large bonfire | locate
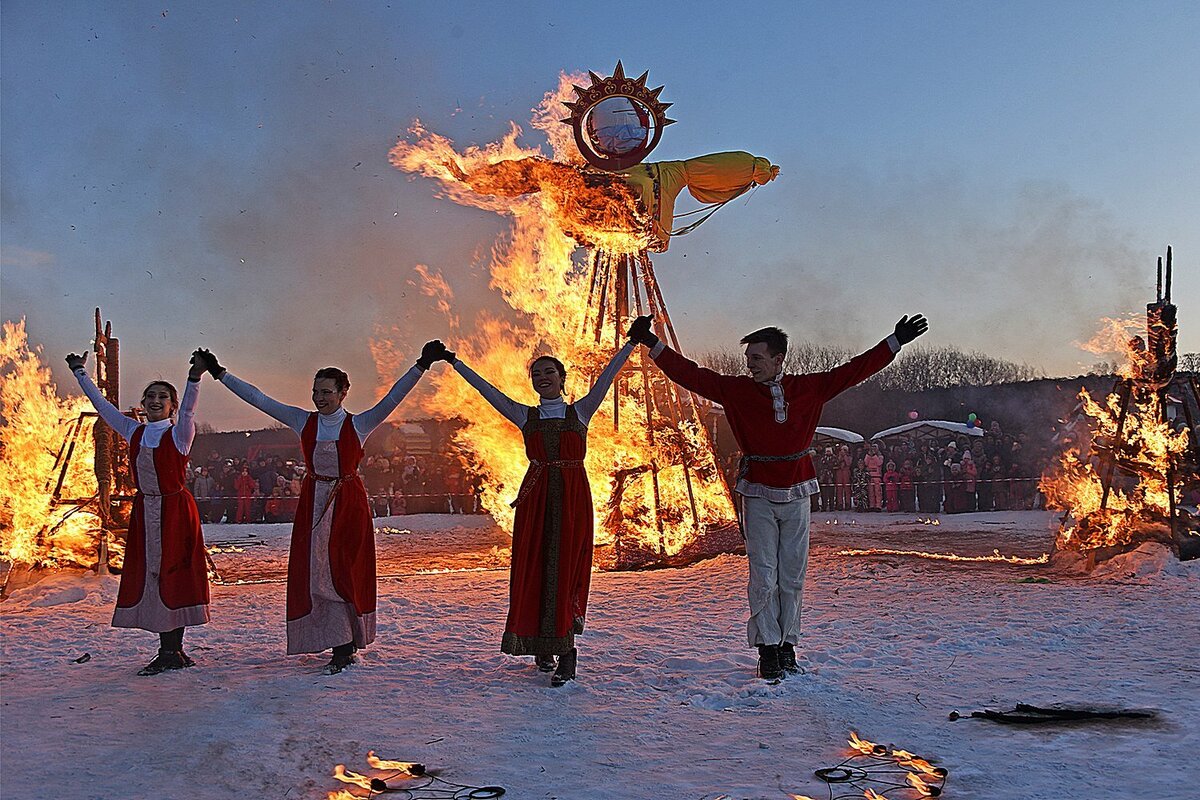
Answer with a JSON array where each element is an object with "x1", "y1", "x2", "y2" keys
[
  {"x1": 1040, "y1": 315, "x2": 1190, "y2": 551},
  {"x1": 0, "y1": 320, "x2": 105, "y2": 574},
  {"x1": 383, "y1": 74, "x2": 737, "y2": 563}
]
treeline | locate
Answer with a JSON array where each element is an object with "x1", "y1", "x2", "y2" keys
[{"x1": 700, "y1": 343, "x2": 1039, "y2": 391}]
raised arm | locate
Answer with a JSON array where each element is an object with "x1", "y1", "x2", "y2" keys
[
  {"x1": 171, "y1": 375, "x2": 201, "y2": 455},
  {"x1": 574, "y1": 341, "x2": 635, "y2": 424},
  {"x1": 803, "y1": 315, "x2": 927, "y2": 403},
  {"x1": 451, "y1": 359, "x2": 528, "y2": 428},
  {"x1": 219, "y1": 372, "x2": 310, "y2": 434},
  {"x1": 67, "y1": 354, "x2": 140, "y2": 442},
  {"x1": 353, "y1": 365, "x2": 424, "y2": 439},
  {"x1": 627, "y1": 314, "x2": 733, "y2": 404}
]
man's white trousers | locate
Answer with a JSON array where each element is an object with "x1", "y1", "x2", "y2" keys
[{"x1": 742, "y1": 494, "x2": 810, "y2": 647}]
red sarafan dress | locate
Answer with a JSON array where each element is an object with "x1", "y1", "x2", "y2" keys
[
  {"x1": 113, "y1": 425, "x2": 210, "y2": 631},
  {"x1": 502, "y1": 405, "x2": 593, "y2": 657},
  {"x1": 285, "y1": 412, "x2": 376, "y2": 654}
]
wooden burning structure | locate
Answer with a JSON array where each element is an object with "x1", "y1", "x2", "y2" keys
[
  {"x1": 46, "y1": 308, "x2": 138, "y2": 571},
  {"x1": 1089, "y1": 248, "x2": 1200, "y2": 560}
]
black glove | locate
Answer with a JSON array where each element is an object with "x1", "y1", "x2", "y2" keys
[
  {"x1": 192, "y1": 348, "x2": 226, "y2": 379},
  {"x1": 65, "y1": 352, "x2": 88, "y2": 372},
  {"x1": 893, "y1": 314, "x2": 929, "y2": 346},
  {"x1": 626, "y1": 315, "x2": 659, "y2": 348},
  {"x1": 417, "y1": 340, "x2": 453, "y2": 370}
]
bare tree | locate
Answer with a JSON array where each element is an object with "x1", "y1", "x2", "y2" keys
[
  {"x1": 699, "y1": 342, "x2": 1038, "y2": 389},
  {"x1": 1180, "y1": 352, "x2": 1200, "y2": 373}
]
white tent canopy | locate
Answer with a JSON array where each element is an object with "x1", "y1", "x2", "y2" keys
[
  {"x1": 870, "y1": 420, "x2": 984, "y2": 441},
  {"x1": 813, "y1": 426, "x2": 864, "y2": 445}
]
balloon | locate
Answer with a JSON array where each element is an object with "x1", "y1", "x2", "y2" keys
[
  {"x1": 908, "y1": 410, "x2": 919, "y2": 420},
  {"x1": 968, "y1": 412, "x2": 978, "y2": 421},
  {"x1": 966, "y1": 420, "x2": 976, "y2": 428}
]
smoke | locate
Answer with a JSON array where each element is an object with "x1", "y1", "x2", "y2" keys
[{"x1": 663, "y1": 164, "x2": 1144, "y2": 375}]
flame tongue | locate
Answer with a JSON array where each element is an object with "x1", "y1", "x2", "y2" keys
[
  {"x1": 383, "y1": 74, "x2": 735, "y2": 561},
  {"x1": 1041, "y1": 316, "x2": 1190, "y2": 551},
  {"x1": 1, "y1": 320, "x2": 104, "y2": 568}
]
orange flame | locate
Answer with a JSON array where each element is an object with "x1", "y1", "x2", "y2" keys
[
  {"x1": 836, "y1": 547, "x2": 1050, "y2": 564},
  {"x1": 382, "y1": 74, "x2": 735, "y2": 559},
  {"x1": 331, "y1": 765, "x2": 373, "y2": 790},
  {"x1": 1041, "y1": 317, "x2": 1189, "y2": 550},
  {"x1": 366, "y1": 751, "x2": 422, "y2": 774},
  {"x1": 906, "y1": 771, "x2": 937, "y2": 795},
  {"x1": 0, "y1": 320, "x2": 104, "y2": 567}
]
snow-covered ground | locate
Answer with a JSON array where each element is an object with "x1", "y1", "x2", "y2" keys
[{"x1": 2, "y1": 511, "x2": 1197, "y2": 799}]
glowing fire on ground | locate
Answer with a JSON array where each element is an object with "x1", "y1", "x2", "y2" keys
[
  {"x1": 0, "y1": 320, "x2": 104, "y2": 568},
  {"x1": 836, "y1": 547, "x2": 1050, "y2": 565},
  {"x1": 1040, "y1": 317, "x2": 1190, "y2": 550},
  {"x1": 792, "y1": 732, "x2": 946, "y2": 799},
  {"x1": 382, "y1": 74, "x2": 734, "y2": 559}
]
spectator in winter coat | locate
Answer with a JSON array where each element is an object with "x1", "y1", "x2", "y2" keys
[
  {"x1": 899, "y1": 459, "x2": 915, "y2": 512},
  {"x1": 883, "y1": 461, "x2": 901, "y2": 512},
  {"x1": 852, "y1": 457, "x2": 870, "y2": 511},
  {"x1": 835, "y1": 445, "x2": 853, "y2": 511},
  {"x1": 191, "y1": 467, "x2": 216, "y2": 523},
  {"x1": 960, "y1": 451, "x2": 978, "y2": 512},
  {"x1": 234, "y1": 466, "x2": 257, "y2": 523},
  {"x1": 864, "y1": 444, "x2": 884, "y2": 511},
  {"x1": 818, "y1": 447, "x2": 837, "y2": 512}
]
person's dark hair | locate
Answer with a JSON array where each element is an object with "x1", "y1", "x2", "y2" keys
[
  {"x1": 740, "y1": 326, "x2": 789, "y2": 357},
  {"x1": 141, "y1": 381, "x2": 179, "y2": 415},
  {"x1": 530, "y1": 355, "x2": 567, "y2": 382},
  {"x1": 313, "y1": 367, "x2": 350, "y2": 392}
]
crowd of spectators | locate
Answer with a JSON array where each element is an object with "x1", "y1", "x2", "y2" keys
[
  {"x1": 720, "y1": 420, "x2": 1053, "y2": 514},
  {"x1": 814, "y1": 421, "x2": 1051, "y2": 513},
  {"x1": 183, "y1": 449, "x2": 482, "y2": 524},
  {"x1": 187, "y1": 418, "x2": 1057, "y2": 524}
]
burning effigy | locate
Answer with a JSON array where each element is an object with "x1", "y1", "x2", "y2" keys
[
  {"x1": 1040, "y1": 247, "x2": 1200, "y2": 563},
  {"x1": 387, "y1": 64, "x2": 779, "y2": 567}
]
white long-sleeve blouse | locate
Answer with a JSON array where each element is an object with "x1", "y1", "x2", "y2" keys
[
  {"x1": 218, "y1": 366, "x2": 424, "y2": 443},
  {"x1": 73, "y1": 369, "x2": 200, "y2": 455},
  {"x1": 452, "y1": 342, "x2": 635, "y2": 428}
]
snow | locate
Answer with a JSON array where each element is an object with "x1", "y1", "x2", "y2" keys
[{"x1": 2, "y1": 511, "x2": 1197, "y2": 799}]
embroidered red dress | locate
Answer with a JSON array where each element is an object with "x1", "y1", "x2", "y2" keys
[
  {"x1": 451, "y1": 342, "x2": 634, "y2": 658},
  {"x1": 504, "y1": 405, "x2": 594, "y2": 656},
  {"x1": 284, "y1": 413, "x2": 376, "y2": 653}
]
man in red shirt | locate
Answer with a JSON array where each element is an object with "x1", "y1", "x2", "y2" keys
[{"x1": 628, "y1": 313, "x2": 928, "y2": 680}]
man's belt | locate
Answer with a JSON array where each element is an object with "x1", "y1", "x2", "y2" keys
[
  {"x1": 510, "y1": 459, "x2": 586, "y2": 508},
  {"x1": 736, "y1": 448, "x2": 818, "y2": 483},
  {"x1": 309, "y1": 472, "x2": 356, "y2": 482}
]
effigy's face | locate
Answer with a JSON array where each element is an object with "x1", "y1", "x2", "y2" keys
[{"x1": 586, "y1": 96, "x2": 651, "y2": 158}]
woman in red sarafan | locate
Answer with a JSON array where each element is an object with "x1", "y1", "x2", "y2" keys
[
  {"x1": 444, "y1": 339, "x2": 634, "y2": 686},
  {"x1": 193, "y1": 343, "x2": 441, "y2": 674},
  {"x1": 67, "y1": 350, "x2": 210, "y2": 676}
]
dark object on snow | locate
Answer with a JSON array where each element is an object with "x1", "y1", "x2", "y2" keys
[
  {"x1": 757, "y1": 644, "x2": 782, "y2": 681},
  {"x1": 137, "y1": 649, "x2": 194, "y2": 676},
  {"x1": 535, "y1": 654, "x2": 556, "y2": 672},
  {"x1": 72, "y1": 653, "x2": 91, "y2": 664},
  {"x1": 779, "y1": 642, "x2": 802, "y2": 675},
  {"x1": 551, "y1": 647, "x2": 577, "y2": 687},
  {"x1": 969, "y1": 703, "x2": 1158, "y2": 725}
]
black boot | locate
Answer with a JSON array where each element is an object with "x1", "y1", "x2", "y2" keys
[
  {"x1": 325, "y1": 642, "x2": 357, "y2": 674},
  {"x1": 757, "y1": 644, "x2": 782, "y2": 681},
  {"x1": 551, "y1": 648, "x2": 577, "y2": 687},
  {"x1": 779, "y1": 642, "x2": 801, "y2": 676},
  {"x1": 535, "y1": 654, "x2": 557, "y2": 672},
  {"x1": 137, "y1": 649, "x2": 191, "y2": 676}
]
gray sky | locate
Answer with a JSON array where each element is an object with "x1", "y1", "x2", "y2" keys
[{"x1": 3, "y1": 2, "x2": 1198, "y2": 428}]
